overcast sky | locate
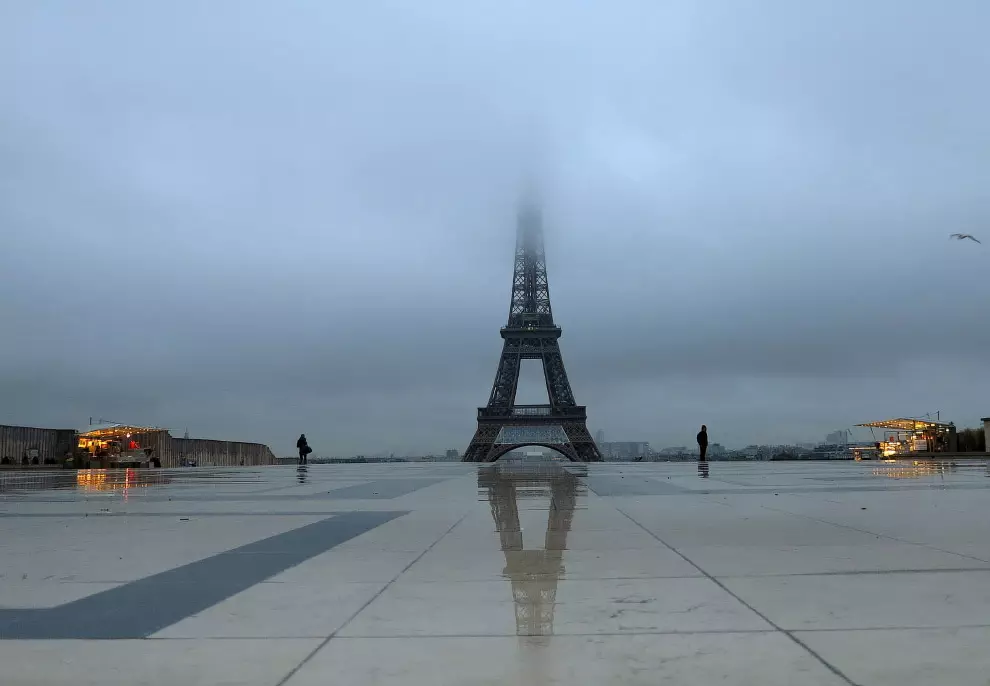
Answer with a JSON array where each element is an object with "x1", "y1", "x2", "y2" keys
[{"x1": 2, "y1": 1, "x2": 988, "y2": 456}]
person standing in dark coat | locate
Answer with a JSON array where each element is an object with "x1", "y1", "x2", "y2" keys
[{"x1": 296, "y1": 434, "x2": 310, "y2": 465}]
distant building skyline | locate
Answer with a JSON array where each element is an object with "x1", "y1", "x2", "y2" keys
[
  {"x1": 825, "y1": 429, "x2": 851, "y2": 445},
  {"x1": 600, "y1": 441, "x2": 650, "y2": 461}
]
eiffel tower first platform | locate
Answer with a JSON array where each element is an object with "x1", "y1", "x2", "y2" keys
[{"x1": 462, "y1": 200, "x2": 603, "y2": 462}]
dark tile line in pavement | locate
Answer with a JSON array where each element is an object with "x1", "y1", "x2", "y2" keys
[{"x1": 0, "y1": 511, "x2": 407, "y2": 640}]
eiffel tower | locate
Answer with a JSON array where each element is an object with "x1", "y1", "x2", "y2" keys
[{"x1": 463, "y1": 199, "x2": 602, "y2": 462}]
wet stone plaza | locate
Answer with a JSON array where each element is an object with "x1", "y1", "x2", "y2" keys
[{"x1": 2, "y1": 460, "x2": 990, "y2": 685}]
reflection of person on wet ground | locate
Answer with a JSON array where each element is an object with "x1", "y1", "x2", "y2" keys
[
  {"x1": 296, "y1": 434, "x2": 310, "y2": 465},
  {"x1": 697, "y1": 424, "x2": 709, "y2": 478},
  {"x1": 296, "y1": 465, "x2": 308, "y2": 484},
  {"x1": 698, "y1": 460, "x2": 709, "y2": 478}
]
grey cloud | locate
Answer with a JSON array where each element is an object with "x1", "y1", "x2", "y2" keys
[{"x1": 2, "y1": 1, "x2": 989, "y2": 455}]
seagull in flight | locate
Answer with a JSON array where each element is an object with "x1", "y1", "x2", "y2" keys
[{"x1": 950, "y1": 233, "x2": 981, "y2": 244}]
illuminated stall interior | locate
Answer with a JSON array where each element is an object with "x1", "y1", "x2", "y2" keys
[
  {"x1": 856, "y1": 418, "x2": 956, "y2": 458},
  {"x1": 76, "y1": 423, "x2": 165, "y2": 467}
]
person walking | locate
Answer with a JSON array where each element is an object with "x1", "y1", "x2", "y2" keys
[
  {"x1": 697, "y1": 424, "x2": 709, "y2": 461},
  {"x1": 296, "y1": 433, "x2": 311, "y2": 465}
]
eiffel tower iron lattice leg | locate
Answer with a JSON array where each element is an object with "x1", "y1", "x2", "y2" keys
[{"x1": 463, "y1": 199, "x2": 602, "y2": 463}]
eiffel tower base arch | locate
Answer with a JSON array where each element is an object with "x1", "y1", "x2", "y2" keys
[{"x1": 463, "y1": 409, "x2": 601, "y2": 462}]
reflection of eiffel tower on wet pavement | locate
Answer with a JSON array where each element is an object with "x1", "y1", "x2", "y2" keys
[{"x1": 479, "y1": 464, "x2": 585, "y2": 636}]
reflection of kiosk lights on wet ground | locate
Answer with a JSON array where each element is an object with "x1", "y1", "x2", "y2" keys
[
  {"x1": 855, "y1": 418, "x2": 957, "y2": 458},
  {"x1": 871, "y1": 461, "x2": 959, "y2": 479},
  {"x1": 75, "y1": 468, "x2": 171, "y2": 491},
  {"x1": 76, "y1": 468, "x2": 136, "y2": 491}
]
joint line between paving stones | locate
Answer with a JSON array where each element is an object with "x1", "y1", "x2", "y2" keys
[
  {"x1": 614, "y1": 506, "x2": 861, "y2": 686},
  {"x1": 758, "y1": 503, "x2": 990, "y2": 565},
  {"x1": 273, "y1": 511, "x2": 471, "y2": 686}
]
